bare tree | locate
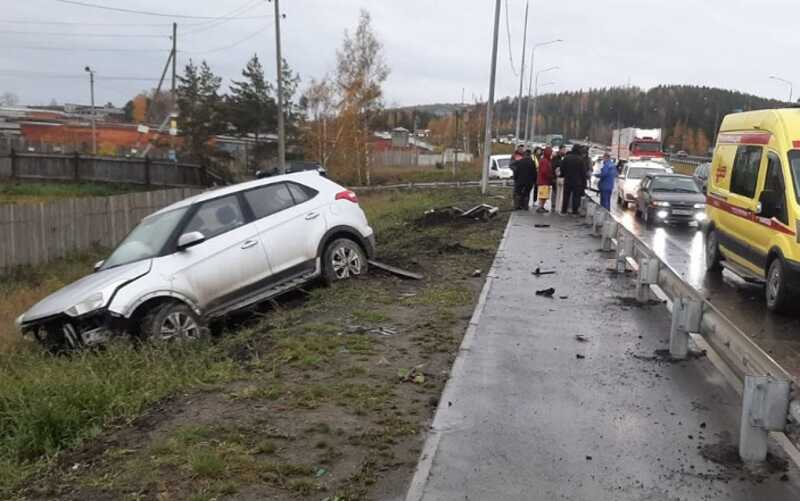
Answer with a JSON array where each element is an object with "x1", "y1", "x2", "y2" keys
[
  {"x1": 334, "y1": 9, "x2": 389, "y2": 184},
  {"x1": 0, "y1": 92, "x2": 19, "y2": 107}
]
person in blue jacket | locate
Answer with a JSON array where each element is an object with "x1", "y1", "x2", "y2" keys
[{"x1": 594, "y1": 153, "x2": 617, "y2": 210}]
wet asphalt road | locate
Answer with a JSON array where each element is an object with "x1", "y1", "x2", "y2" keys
[{"x1": 607, "y1": 197, "x2": 800, "y2": 379}]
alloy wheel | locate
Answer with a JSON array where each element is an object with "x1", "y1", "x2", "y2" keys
[
  {"x1": 158, "y1": 311, "x2": 200, "y2": 341},
  {"x1": 331, "y1": 245, "x2": 363, "y2": 279}
]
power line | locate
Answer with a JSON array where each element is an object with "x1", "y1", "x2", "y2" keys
[
  {"x1": 182, "y1": 25, "x2": 267, "y2": 54},
  {"x1": 504, "y1": 0, "x2": 518, "y2": 77},
  {"x1": 53, "y1": 0, "x2": 271, "y2": 20},
  {"x1": 184, "y1": 0, "x2": 265, "y2": 35},
  {"x1": 0, "y1": 19, "x2": 173, "y2": 26},
  {"x1": 0, "y1": 45, "x2": 169, "y2": 53},
  {"x1": 0, "y1": 69, "x2": 160, "y2": 81},
  {"x1": 0, "y1": 30, "x2": 168, "y2": 38}
]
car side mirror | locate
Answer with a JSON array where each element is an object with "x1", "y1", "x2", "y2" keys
[
  {"x1": 177, "y1": 231, "x2": 206, "y2": 250},
  {"x1": 94, "y1": 260, "x2": 104, "y2": 272},
  {"x1": 758, "y1": 189, "x2": 782, "y2": 218}
]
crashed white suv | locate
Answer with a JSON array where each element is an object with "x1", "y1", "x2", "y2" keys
[{"x1": 17, "y1": 172, "x2": 375, "y2": 350}]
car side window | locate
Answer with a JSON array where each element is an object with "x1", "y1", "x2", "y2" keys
[
  {"x1": 244, "y1": 182, "x2": 296, "y2": 220},
  {"x1": 287, "y1": 182, "x2": 318, "y2": 205},
  {"x1": 184, "y1": 195, "x2": 245, "y2": 240},
  {"x1": 730, "y1": 145, "x2": 762, "y2": 198},
  {"x1": 765, "y1": 152, "x2": 788, "y2": 225}
]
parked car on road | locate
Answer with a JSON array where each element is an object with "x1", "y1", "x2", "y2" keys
[
  {"x1": 616, "y1": 160, "x2": 672, "y2": 208},
  {"x1": 634, "y1": 174, "x2": 706, "y2": 226},
  {"x1": 16, "y1": 172, "x2": 375, "y2": 350},
  {"x1": 489, "y1": 154, "x2": 513, "y2": 179},
  {"x1": 693, "y1": 162, "x2": 711, "y2": 193}
]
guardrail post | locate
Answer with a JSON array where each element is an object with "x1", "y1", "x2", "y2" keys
[
  {"x1": 592, "y1": 209, "x2": 606, "y2": 236},
  {"x1": 636, "y1": 257, "x2": 659, "y2": 303},
  {"x1": 616, "y1": 233, "x2": 633, "y2": 273},
  {"x1": 601, "y1": 219, "x2": 617, "y2": 251},
  {"x1": 739, "y1": 376, "x2": 791, "y2": 463},
  {"x1": 669, "y1": 297, "x2": 702, "y2": 359},
  {"x1": 585, "y1": 200, "x2": 596, "y2": 225}
]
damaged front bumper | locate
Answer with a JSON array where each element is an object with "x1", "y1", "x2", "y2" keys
[{"x1": 19, "y1": 309, "x2": 130, "y2": 350}]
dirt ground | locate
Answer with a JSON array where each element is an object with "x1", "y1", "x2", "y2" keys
[{"x1": 18, "y1": 189, "x2": 511, "y2": 501}]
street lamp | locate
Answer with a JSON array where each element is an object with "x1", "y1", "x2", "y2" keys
[
  {"x1": 84, "y1": 66, "x2": 97, "y2": 155},
  {"x1": 769, "y1": 75, "x2": 793, "y2": 103},
  {"x1": 529, "y1": 66, "x2": 559, "y2": 142},
  {"x1": 523, "y1": 39, "x2": 563, "y2": 142}
]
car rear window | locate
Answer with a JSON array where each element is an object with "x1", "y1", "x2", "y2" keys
[{"x1": 287, "y1": 182, "x2": 318, "y2": 204}]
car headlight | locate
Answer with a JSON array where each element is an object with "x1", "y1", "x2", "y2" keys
[
  {"x1": 652, "y1": 201, "x2": 671, "y2": 207},
  {"x1": 65, "y1": 292, "x2": 105, "y2": 317},
  {"x1": 693, "y1": 203, "x2": 706, "y2": 209}
]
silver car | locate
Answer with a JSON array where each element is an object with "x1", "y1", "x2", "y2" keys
[{"x1": 17, "y1": 172, "x2": 375, "y2": 350}]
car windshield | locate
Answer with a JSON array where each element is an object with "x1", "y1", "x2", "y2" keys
[
  {"x1": 497, "y1": 158, "x2": 511, "y2": 169},
  {"x1": 101, "y1": 206, "x2": 189, "y2": 269},
  {"x1": 627, "y1": 167, "x2": 666, "y2": 179},
  {"x1": 788, "y1": 151, "x2": 800, "y2": 204},
  {"x1": 651, "y1": 177, "x2": 701, "y2": 193},
  {"x1": 634, "y1": 142, "x2": 661, "y2": 152}
]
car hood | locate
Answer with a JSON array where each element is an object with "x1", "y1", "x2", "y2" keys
[
  {"x1": 20, "y1": 260, "x2": 152, "y2": 324},
  {"x1": 651, "y1": 192, "x2": 706, "y2": 204}
]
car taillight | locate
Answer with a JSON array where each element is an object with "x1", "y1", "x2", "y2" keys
[{"x1": 336, "y1": 190, "x2": 359, "y2": 204}]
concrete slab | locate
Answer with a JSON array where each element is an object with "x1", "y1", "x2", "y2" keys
[{"x1": 406, "y1": 210, "x2": 800, "y2": 501}]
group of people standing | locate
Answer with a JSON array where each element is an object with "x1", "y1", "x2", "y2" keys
[{"x1": 510, "y1": 143, "x2": 598, "y2": 215}]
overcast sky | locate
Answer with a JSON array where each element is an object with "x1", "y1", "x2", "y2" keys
[{"x1": 1, "y1": 0, "x2": 799, "y2": 108}]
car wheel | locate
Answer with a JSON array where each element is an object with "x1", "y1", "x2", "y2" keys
[
  {"x1": 766, "y1": 258, "x2": 790, "y2": 313},
  {"x1": 323, "y1": 238, "x2": 368, "y2": 284},
  {"x1": 140, "y1": 302, "x2": 207, "y2": 342},
  {"x1": 705, "y1": 228, "x2": 722, "y2": 272}
]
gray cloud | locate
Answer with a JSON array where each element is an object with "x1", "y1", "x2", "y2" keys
[{"x1": 1, "y1": 0, "x2": 798, "y2": 107}]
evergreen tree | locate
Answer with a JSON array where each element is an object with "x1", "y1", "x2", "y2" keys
[
  {"x1": 176, "y1": 60, "x2": 224, "y2": 162},
  {"x1": 227, "y1": 54, "x2": 276, "y2": 141}
]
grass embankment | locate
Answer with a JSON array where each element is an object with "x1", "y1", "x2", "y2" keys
[
  {"x1": 0, "y1": 188, "x2": 511, "y2": 500},
  {"x1": 0, "y1": 182, "x2": 139, "y2": 204}
]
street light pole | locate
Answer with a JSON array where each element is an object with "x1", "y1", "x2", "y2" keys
[
  {"x1": 530, "y1": 65, "x2": 559, "y2": 143},
  {"x1": 513, "y1": 0, "x2": 529, "y2": 142},
  {"x1": 523, "y1": 39, "x2": 562, "y2": 143},
  {"x1": 272, "y1": 0, "x2": 286, "y2": 173},
  {"x1": 84, "y1": 66, "x2": 96, "y2": 156},
  {"x1": 769, "y1": 75, "x2": 793, "y2": 103},
  {"x1": 481, "y1": 0, "x2": 502, "y2": 195}
]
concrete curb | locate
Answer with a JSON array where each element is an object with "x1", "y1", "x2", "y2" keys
[{"x1": 404, "y1": 211, "x2": 516, "y2": 501}]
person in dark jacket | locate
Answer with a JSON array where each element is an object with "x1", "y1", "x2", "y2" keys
[
  {"x1": 512, "y1": 150, "x2": 537, "y2": 210},
  {"x1": 551, "y1": 145, "x2": 567, "y2": 209},
  {"x1": 560, "y1": 145, "x2": 585, "y2": 215},
  {"x1": 593, "y1": 153, "x2": 617, "y2": 210}
]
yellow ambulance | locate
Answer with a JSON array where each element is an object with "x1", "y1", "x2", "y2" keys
[{"x1": 705, "y1": 108, "x2": 800, "y2": 312}]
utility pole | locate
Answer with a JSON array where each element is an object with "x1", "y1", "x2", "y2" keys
[
  {"x1": 530, "y1": 66, "x2": 558, "y2": 144},
  {"x1": 84, "y1": 66, "x2": 96, "y2": 155},
  {"x1": 513, "y1": 1, "x2": 529, "y2": 142},
  {"x1": 272, "y1": 0, "x2": 286, "y2": 173},
  {"x1": 481, "y1": 0, "x2": 502, "y2": 195},
  {"x1": 171, "y1": 23, "x2": 177, "y2": 97}
]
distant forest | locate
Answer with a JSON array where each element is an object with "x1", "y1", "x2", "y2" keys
[{"x1": 376, "y1": 85, "x2": 790, "y2": 156}]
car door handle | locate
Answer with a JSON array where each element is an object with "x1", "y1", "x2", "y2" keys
[
  {"x1": 240, "y1": 240, "x2": 258, "y2": 250},
  {"x1": 305, "y1": 212, "x2": 319, "y2": 220}
]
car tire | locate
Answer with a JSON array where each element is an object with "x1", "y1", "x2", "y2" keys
[
  {"x1": 766, "y1": 258, "x2": 790, "y2": 313},
  {"x1": 705, "y1": 228, "x2": 722, "y2": 272},
  {"x1": 140, "y1": 302, "x2": 207, "y2": 342},
  {"x1": 322, "y1": 238, "x2": 368, "y2": 284}
]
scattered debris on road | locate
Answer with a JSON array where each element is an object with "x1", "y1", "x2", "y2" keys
[
  {"x1": 534, "y1": 224, "x2": 551, "y2": 228},
  {"x1": 576, "y1": 354, "x2": 586, "y2": 359},
  {"x1": 532, "y1": 267, "x2": 556, "y2": 276},
  {"x1": 419, "y1": 204, "x2": 499, "y2": 226},
  {"x1": 369, "y1": 260, "x2": 424, "y2": 280},
  {"x1": 575, "y1": 335, "x2": 589, "y2": 343},
  {"x1": 535, "y1": 287, "x2": 556, "y2": 297}
]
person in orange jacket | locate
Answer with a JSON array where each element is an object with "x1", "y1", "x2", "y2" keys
[{"x1": 536, "y1": 147, "x2": 554, "y2": 213}]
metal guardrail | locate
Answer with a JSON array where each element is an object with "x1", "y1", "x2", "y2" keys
[
  {"x1": 349, "y1": 180, "x2": 512, "y2": 192},
  {"x1": 582, "y1": 197, "x2": 800, "y2": 463}
]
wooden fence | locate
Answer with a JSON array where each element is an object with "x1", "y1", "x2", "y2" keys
[
  {"x1": 0, "y1": 151, "x2": 222, "y2": 187},
  {"x1": 0, "y1": 188, "x2": 203, "y2": 270}
]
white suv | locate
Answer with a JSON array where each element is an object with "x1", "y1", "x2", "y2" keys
[{"x1": 17, "y1": 172, "x2": 375, "y2": 350}]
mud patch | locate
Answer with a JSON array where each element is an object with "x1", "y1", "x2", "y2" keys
[
  {"x1": 614, "y1": 295, "x2": 666, "y2": 308},
  {"x1": 698, "y1": 442, "x2": 789, "y2": 483},
  {"x1": 630, "y1": 348, "x2": 707, "y2": 364}
]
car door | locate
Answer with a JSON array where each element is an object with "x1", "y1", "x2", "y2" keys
[
  {"x1": 165, "y1": 194, "x2": 271, "y2": 313},
  {"x1": 725, "y1": 145, "x2": 766, "y2": 272},
  {"x1": 751, "y1": 152, "x2": 790, "y2": 257},
  {"x1": 243, "y1": 181, "x2": 328, "y2": 281}
]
